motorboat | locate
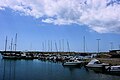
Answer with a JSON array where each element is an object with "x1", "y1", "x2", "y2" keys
[
  {"x1": 62, "y1": 60, "x2": 84, "y2": 66},
  {"x1": 86, "y1": 59, "x2": 109, "y2": 72},
  {"x1": 106, "y1": 65, "x2": 120, "y2": 75},
  {"x1": 86, "y1": 59, "x2": 109, "y2": 68}
]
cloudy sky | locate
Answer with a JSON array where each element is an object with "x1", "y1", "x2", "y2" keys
[{"x1": 0, "y1": 0, "x2": 120, "y2": 52}]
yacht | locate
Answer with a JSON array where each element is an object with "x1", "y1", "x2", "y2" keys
[
  {"x1": 86, "y1": 59, "x2": 109, "y2": 72},
  {"x1": 86, "y1": 59, "x2": 109, "y2": 68}
]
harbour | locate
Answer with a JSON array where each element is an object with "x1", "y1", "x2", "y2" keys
[
  {"x1": 0, "y1": 0, "x2": 120, "y2": 80},
  {"x1": 0, "y1": 50, "x2": 120, "y2": 80},
  {"x1": 0, "y1": 54, "x2": 120, "y2": 80}
]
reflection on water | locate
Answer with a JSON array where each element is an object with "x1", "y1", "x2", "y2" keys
[
  {"x1": 1, "y1": 59, "x2": 16, "y2": 80},
  {"x1": 0, "y1": 56, "x2": 120, "y2": 80}
]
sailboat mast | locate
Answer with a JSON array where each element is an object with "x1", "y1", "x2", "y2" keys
[
  {"x1": 5, "y1": 36, "x2": 7, "y2": 51},
  {"x1": 51, "y1": 40, "x2": 52, "y2": 52},
  {"x1": 83, "y1": 36, "x2": 85, "y2": 53},
  {"x1": 45, "y1": 40, "x2": 46, "y2": 52},
  {"x1": 59, "y1": 40, "x2": 61, "y2": 52},
  {"x1": 67, "y1": 40, "x2": 70, "y2": 52},
  {"x1": 55, "y1": 41, "x2": 58, "y2": 52},
  {"x1": 48, "y1": 40, "x2": 50, "y2": 52},
  {"x1": 11, "y1": 38, "x2": 13, "y2": 51},
  {"x1": 62, "y1": 39, "x2": 64, "y2": 52},
  {"x1": 14, "y1": 33, "x2": 17, "y2": 51},
  {"x1": 42, "y1": 42, "x2": 44, "y2": 52}
]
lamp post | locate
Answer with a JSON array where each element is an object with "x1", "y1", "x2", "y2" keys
[
  {"x1": 110, "y1": 42, "x2": 113, "y2": 50},
  {"x1": 96, "y1": 39, "x2": 101, "y2": 53}
]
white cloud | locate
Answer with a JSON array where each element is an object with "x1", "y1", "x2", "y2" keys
[
  {"x1": 0, "y1": 7, "x2": 4, "y2": 10},
  {"x1": 0, "y1": 0, "x2": 120, "y2": 33}
]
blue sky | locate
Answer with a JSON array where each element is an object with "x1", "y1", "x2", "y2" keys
[{"x1": 0, "y1": 0, "x2": 120, "y2": 52}]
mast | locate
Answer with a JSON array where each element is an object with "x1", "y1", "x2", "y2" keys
[
  {"x1": 59, "y1": 40, "x2": 61, "y2": 52},
  {"x1": 42, "y1": 42, "x2": 44, "y2": 52},
  {"x1": 48, "y1": 40, "x2": 50, "y2": 52},
  {"x1": 11, "y1": 38, "x2": 13, "y2": 51},
  {"x1": 5, "y1": 36, "x2": 7, "y2": 52},
  {"x1": 83, "y1": 36, "x2": 85, "y2": 53},
  {"x1": 51, "y1": 40, "x2": 52, "y2": 52},
  {"x1": 67, "y1": 40, "x2": 70, "y2": 52},
  {"x1": 44, "y1": 40, "x2": 46, "y2": 52},
  {"x1": 14, "y1": 33, "x2": 17, "y2": 51},
  {"x1": 3, "y1": 36, "x2": 7, "y2": 80},
  {"x1": 62, "y1": 39, "x2": 64, "y2": 52},
  {"x1": 55, "y1": 41, "x2": 58, "y2": 52}
]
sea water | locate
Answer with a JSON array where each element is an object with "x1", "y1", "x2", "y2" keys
[{"x1": 0, "y1": 55, "x2": 120, "y2": 80}]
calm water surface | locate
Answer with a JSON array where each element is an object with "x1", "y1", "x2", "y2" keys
[{"x1": 0, "y1": 55, "x2": 120, "y2": 80}]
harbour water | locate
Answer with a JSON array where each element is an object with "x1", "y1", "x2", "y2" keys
[{"x1": 0, "y1": 55, "x2": 120, "y2": 80}]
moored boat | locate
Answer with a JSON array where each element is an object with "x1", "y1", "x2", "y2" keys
[
  {"x1": 2, "y1": 53, "x2": 21, "y2": 60},
  {"x1": 105, "y1": 65, "x2": 120, "y2": 75},
  {"x1": 86, "y1": 59, "x2": 109, "y2": 72},
  {"x1": 62, "y1": 60, "x2": 84, "y2": 66}
]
